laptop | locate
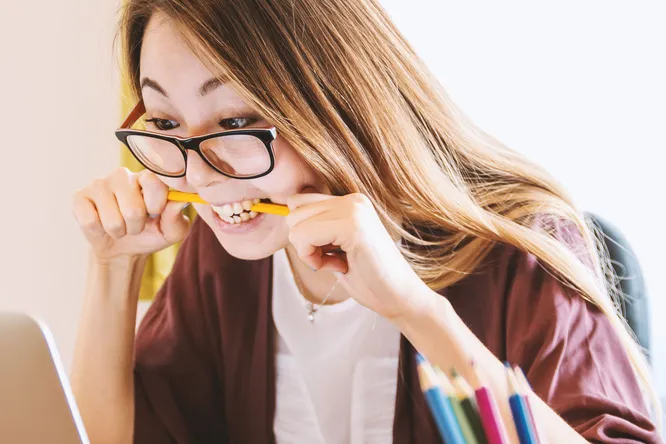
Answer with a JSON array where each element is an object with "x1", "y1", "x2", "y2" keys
[{"x1": 0, "y1": 312, "x2": 89, "y2": 443}]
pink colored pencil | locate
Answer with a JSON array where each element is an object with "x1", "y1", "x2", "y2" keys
[{"x1": 469, "y1": 364, "x2": 510, "y2": 444}]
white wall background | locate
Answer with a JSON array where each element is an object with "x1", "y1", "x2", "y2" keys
[
  {"x1": 0, "y1": 0, "x2": 663, "y2": 421},
  {"x1": 380, "y1": 0, "x2": 666, "y2": 400},
  {"x1": 0, "y1": 0, "x2": 120, "y2": 372}
]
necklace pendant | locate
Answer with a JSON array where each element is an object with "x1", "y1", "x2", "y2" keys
[{"x1": 307, "y1": 303, "x2": 318, "y2": 324}]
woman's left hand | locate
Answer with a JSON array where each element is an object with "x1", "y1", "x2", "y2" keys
[{"x1": 286, "y1": 191, "x2": 432, "y2": 320}]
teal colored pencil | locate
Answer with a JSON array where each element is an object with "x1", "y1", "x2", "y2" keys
[
  {"x1": 416, "y1": 354, "x2": 465, "y2": 444},
  {"x1": 435, "y1": 367, "x2": 481, "y2": 444}
]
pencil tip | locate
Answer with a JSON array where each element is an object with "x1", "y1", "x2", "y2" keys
[
  {"x1": 514, "y1": 365, "x2": 532, "y2": 390},
  {"x1": 505, "y1": 364, "x2": 519, "y2": 393},
  {"x1": 450, "y1": 367, "x2": 459, "y2": 377},
  {"x1": 503, "y1": 361, "x2": 512, "y2": 368},
  {"x1": 415, "y1": 353, "x2": 425, "y2": 365}
]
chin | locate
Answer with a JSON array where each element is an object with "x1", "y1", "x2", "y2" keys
[
  {"x1": 197, "y1": 208, "x2": 288, "y2": 261},
  {"x1": 217, "y1": 236, "x2": 284, "y2": 261}
]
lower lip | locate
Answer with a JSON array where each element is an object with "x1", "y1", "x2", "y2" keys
[{"x1": 211, "y1": 209, "x2": 267, "y2": 234}]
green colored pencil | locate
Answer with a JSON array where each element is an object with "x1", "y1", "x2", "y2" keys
[
  {"x1": 451, "y1": 368, "x2": 488, "y2": 444},
  {"x1": 435, "y1": 367, "x2": 480, "y2": 444}
]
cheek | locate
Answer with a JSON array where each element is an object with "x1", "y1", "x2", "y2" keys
[
  {"x1": 159, "y1": 176, "x2": 196, "y2": 192},
  {"x1": 251, "y1": 137, "x2": 321, "y2": 194}
]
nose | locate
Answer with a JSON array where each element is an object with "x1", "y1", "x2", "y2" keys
[{"x1": 185, "y1": 150, "x2": 223, "y2": 188}]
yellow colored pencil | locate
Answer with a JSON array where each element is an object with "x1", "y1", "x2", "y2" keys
[
  {"x1": 250, "y1": 201, "x2": 290, "y2": 216},
  {"x1": 167, "y1": 190, "x2": 290, "y2": 216},
  {"x1": 434, "y1": 367, "x2": 480, "y2": 444},
  {"x1": 167, "y1": 190, "x2": 208, "y2": 205}
]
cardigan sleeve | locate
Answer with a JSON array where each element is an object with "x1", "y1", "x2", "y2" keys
[{"x1": 503, "y1": 247, "x2": 660, "y2": 443}]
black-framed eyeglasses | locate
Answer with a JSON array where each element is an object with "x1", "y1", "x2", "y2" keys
[{"x1": 115, "y1": 101, "x2": 277, "y2": 179}]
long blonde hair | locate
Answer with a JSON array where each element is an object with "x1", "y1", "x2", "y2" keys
[{"x1": 119, "y1": 0, "x2": 660, "y2": 420}]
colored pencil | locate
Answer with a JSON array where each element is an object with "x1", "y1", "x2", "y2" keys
[
  {"x1": 506, "y1": 364, "x2": 538, "y2": 444},
  {"x1": 435, "y1": 367, "x2": 481, "y2": 444},
  {"x1": 513, "y1": 366, "x2": 542, "y2": 444},
  {"x1": 167, "y1": 190, "x2": 290, "y2": 216},
  {"x1": 416, "y1": 354, "x2": 466, "y2": 444},
  {"x1": 450, "y1": 368, "x2": 488, "y2": 444},
  {"x1": 468, "y1": 363, "x2": 509, "y2": 444}
]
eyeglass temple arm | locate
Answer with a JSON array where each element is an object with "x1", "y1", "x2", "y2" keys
[{"x1": 120, "y1": 100, "x2": 146, "y2": 129}]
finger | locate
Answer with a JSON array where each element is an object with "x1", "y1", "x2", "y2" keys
[
  {"x1": 293, "y1": 242, "x2": 348, "y2": 273},
  {"x1": 317, "y1": 251, "x2": 348, "y2": 274},
  {"x1": 111, "y1": 172, "x2": 147, "y2": 236},
  {"x1": 73, "y1": 193, "x2": 107, "y2": 242},
  {"x1": 87, "y1": 181, "x2": 127, "y2": 239},
  {"x1": 322, "y1": 244, "x2": 344, "y2": 254},
  {"x1": 138, "y1": 170, "x2": 168, "y2": 216},
  {"x1": 289, "y1": 218, "x2": 349, "y2": 268},
  {"x1": 290, "y1": 219, "x2": 340, "y2": 249},
  {"x1": 286, "y1": 191, "x2": 336, "y2": 211},
  {"x1": 286, "y1": 194, "x2": 337, "y2": 227},
  {"x1": 159, "y1": 201, "x2": 191, "y2": 244}
]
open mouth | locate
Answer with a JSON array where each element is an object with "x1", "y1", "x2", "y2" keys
[{"x1": 210, "y1": 198, "x2": 271, "y2": 225}]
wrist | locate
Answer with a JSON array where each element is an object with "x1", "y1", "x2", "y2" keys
[
  {"x1": 389, "y1": 287, "x2": 472, "y2": 371},
  {"x1": 86, "y1": 251, "x2": 147, "y2": 306},
  {"x1": 389, "y1": 282, "x2": 449, "y2": 329},
  {"x1": 89, "y1": 250, "x2": 148, "y2": 272}
]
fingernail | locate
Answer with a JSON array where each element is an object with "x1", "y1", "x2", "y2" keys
[
  {"x1": 148, "y1": 213, "x2": 159, "y2": 219},
  {"x1": 334, "y1": 272, "x2": 343, "y2": 279}
]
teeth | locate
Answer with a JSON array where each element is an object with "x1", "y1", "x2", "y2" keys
[
  {"x1": 212, "y1": 198, "x2": 266, "y2": 224},
  {"x1": 211, "y1": 205, "x2": 233, "y2": 217},
  {"x1": 222, "y1": 204, "x2": 234, "y2": 217},
  {"x1": 218, "y1": 212, "x2": 259, "y2": 225}
]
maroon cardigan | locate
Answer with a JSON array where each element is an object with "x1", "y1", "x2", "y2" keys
[{"x1": 133, "y1": 218, "x2": 660, "y2": 443}]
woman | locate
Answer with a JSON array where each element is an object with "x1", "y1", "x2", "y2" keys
[{"x1": 71, "y1": 0, "x2": 661, "y2": 442}]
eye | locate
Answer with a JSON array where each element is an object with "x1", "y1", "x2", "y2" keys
[
  {"x1": 145, "y1": 118, "x2": 180, "y2": 131},
  {"x1": 219, "y1": 117, "x2": 256, "y2": 130}
]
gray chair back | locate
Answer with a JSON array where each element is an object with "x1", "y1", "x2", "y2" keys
[{"x1": 586, "y1": 213, "x2": 650, "y2": 361}]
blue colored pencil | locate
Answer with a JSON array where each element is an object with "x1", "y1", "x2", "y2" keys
[
  {"x1": 416, "y1": 354, "x2": 466, "y2": 444},
  {"x1": 513, "y1": 366, "x2": 543, "y2": 444},
  {"x1": 505, "y1": 364, "x2": 538, "y2": 444}
]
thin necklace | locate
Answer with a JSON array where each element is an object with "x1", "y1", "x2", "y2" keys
[{"x1": 285, "y1": 251, "x2": 339, "y2": 324}]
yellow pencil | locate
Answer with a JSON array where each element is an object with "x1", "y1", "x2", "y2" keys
[
  {"x1": 167, "y1": 190, "x2": 208, "y2": 205},
  {"x1": 167, "y1": 190, "x2": 290, "y2": 216}
]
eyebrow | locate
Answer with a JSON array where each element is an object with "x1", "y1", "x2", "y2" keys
[
  {"x1": 140, "y1": 77, "x2": 168, "y2": 97},
  {"x1": 139, "y1": 77, "x2": 224, "y2": 98},
  {"x1": 198, "y1": 78, "x2": 223, "y2": 97}
]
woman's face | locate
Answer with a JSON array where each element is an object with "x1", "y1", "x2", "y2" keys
[{"x1": 139, "y1": 12, "x2": 324, "y2": 260}]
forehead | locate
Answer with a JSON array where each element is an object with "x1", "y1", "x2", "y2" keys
[{"x1": 139, "y1": 12, "x2": 233, "y2": 101}]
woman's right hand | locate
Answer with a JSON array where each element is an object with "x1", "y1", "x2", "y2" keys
[{"x1": 73, "y1": 167, "x2": 191, "y2": 261}]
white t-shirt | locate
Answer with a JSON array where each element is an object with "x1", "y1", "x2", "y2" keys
[{"x1": 272, "y1": 248, "x2": 401, "y2": 443}]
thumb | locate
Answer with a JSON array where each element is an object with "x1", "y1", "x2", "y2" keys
[{"x1": 160, "y1": 201, "x2": 191, "y2": 244}]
